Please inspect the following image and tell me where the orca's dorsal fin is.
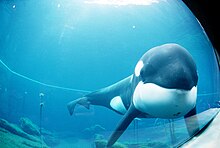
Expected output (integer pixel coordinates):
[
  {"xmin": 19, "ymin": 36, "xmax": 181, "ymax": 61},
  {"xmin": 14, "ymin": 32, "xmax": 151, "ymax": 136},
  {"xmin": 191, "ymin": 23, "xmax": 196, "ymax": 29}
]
[{"xmin": 107, "ymin": 103, "xmax": 141, "ymax": 147}]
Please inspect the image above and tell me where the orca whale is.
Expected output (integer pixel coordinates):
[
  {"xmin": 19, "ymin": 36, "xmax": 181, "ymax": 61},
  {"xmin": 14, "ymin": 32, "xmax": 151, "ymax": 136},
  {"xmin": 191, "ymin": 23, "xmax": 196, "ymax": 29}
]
[{"xmin": 67, "ymin": 43, "xmax": 199, "ymax": 147}]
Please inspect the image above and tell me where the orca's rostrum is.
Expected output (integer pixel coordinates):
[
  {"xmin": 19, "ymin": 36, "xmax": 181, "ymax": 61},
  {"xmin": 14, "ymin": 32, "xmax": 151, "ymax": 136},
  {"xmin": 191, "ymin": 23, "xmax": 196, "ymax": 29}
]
[{"xmin": 67, "ymin": 43, "xmax": 199, "ymax": 147}]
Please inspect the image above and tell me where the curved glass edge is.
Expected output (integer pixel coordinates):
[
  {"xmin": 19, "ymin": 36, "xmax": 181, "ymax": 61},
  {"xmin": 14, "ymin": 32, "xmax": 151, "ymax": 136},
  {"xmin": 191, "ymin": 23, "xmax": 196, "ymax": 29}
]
[
  {"xmin": 214, "ymin": 48, "xmax": 220, "ymax": 69},
  {"xmin": 177, "ymin": 108, "xmax": 220, "ymax": 147}
]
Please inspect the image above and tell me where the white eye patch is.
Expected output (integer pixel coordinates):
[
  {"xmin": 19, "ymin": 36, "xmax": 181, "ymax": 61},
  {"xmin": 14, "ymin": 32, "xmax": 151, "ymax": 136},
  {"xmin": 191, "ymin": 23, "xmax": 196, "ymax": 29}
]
[{"xmin": 135, "ymin": 60, "xmax": 144, "ymax": 77}]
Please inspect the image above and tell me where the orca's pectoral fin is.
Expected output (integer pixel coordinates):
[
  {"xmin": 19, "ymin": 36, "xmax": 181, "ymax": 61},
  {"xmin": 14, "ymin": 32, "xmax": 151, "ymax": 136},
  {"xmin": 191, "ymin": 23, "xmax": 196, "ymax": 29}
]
[
  {"xmin": 67, "ymin": 97, "xmax": 90, "ymax": 116},
  {"xmin": 107, "ymin": 103, "xmax": 141, "ymax": 147},
  {"xmin": 184, "ymin": 106, "xmax": 200, "ymax": 137}
]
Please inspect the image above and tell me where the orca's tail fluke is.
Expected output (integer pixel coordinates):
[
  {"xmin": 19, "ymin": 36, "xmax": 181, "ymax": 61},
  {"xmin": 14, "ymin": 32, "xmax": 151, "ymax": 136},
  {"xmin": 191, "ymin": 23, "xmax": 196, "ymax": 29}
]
[{"xmin": 67, "ymin": 97, "xmax": 90, "ymax": 116}]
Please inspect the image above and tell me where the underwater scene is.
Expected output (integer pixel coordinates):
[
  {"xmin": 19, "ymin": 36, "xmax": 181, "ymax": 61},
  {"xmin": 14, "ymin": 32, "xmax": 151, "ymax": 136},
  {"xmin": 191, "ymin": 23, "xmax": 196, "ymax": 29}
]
[{"xmin": 0, "ymin": 0, "xmax": 220, "ymax": 147}]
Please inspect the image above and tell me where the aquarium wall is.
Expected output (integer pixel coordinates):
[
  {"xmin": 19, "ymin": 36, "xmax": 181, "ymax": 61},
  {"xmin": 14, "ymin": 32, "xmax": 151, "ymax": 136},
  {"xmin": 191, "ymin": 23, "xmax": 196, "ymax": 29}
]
[{"xmin": 0, "ymin": 0, "xmax": 219, "ymax": 147}]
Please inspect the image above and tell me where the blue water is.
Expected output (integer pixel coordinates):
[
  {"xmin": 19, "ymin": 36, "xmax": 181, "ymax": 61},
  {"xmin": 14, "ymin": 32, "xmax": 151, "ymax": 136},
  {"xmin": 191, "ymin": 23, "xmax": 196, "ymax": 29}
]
[{"xmin": 0, "ymin": 0, "xmax": 219, "ymax": 147}]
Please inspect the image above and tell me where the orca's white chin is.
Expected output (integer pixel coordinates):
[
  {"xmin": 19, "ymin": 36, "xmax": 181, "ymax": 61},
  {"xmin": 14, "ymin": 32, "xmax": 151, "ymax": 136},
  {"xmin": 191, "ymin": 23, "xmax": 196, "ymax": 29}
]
[{"xmin": 133, "ymin": 82, "xmax": 197, "ymax": 118}]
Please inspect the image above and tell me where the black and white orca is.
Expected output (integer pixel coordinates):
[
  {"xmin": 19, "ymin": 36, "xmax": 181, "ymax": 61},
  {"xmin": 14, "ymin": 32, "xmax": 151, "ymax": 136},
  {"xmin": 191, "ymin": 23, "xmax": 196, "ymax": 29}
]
[{"xmin": 67, "ymin": 43, "xmax": 199, "ymax": 147}]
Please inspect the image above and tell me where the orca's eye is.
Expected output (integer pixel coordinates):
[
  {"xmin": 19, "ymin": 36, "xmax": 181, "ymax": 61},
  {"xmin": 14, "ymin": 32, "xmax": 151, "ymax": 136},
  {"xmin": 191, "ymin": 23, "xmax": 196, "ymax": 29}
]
[
  {"xmin": 140, "ymin": 69, "xmax": 146, "ymax": 83},
  {"xmin": 139, "ymin": 64, "xmax": 156, "ymax": 84}
]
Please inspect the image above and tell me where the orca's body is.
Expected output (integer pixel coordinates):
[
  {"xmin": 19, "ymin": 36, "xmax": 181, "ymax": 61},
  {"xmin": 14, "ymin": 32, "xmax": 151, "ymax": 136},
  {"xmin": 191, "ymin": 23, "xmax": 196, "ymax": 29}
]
[{"xmin": 67, "ymin": 43, "xmax": 199, "ymax": 146}]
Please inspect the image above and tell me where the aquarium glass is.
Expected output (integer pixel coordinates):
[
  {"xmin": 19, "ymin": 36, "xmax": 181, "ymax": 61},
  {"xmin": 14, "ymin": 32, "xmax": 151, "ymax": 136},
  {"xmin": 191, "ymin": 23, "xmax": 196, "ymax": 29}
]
[{"xmin": 0, "ymin": 0, "xmax": 219, "ymax": 147}]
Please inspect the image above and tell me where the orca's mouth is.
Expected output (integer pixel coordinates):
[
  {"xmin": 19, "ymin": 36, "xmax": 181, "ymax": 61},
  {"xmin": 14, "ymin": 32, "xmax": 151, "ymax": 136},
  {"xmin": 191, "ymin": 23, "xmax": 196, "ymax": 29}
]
[{"xmin": 141, "ymin": 74, "xmax": 197, "ymax": 91}]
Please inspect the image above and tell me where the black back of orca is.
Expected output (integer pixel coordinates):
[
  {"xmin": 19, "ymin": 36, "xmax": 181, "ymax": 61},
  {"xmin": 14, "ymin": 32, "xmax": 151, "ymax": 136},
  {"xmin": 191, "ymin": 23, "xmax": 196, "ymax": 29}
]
[{"xmin": 138, "ymin": 44, "xmax": 198, "ymax": 90}]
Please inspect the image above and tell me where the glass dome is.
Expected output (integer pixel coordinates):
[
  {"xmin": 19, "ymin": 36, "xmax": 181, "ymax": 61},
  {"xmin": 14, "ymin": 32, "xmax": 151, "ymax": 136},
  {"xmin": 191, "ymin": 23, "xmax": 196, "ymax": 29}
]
[{"xmin": 0, "ymin": 0, "xmax": 219, "ymax": 147}]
